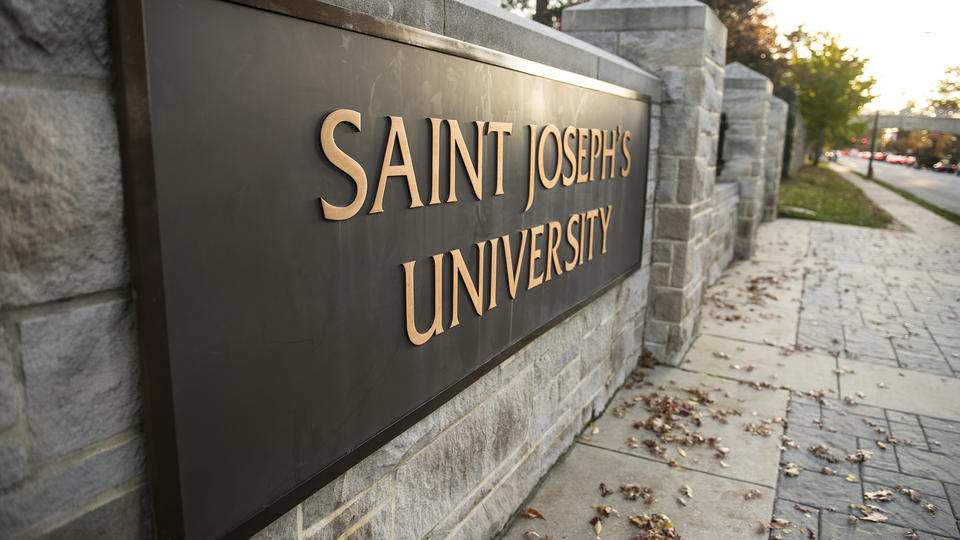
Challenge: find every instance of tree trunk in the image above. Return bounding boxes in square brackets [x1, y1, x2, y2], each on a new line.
[811, 128, 824, 165]
[533, 0, 551, 26]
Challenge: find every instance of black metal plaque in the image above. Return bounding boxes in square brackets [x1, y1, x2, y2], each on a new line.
[112, 0, 650, 537]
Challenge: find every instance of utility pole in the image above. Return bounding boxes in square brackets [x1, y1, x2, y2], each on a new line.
[867, 111, 879, 179]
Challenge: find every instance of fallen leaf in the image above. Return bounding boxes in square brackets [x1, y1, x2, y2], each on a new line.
[719, 460, 730, 468]
[865, 489, 895, 502]
[676, 496, 688, 507]
[877, 382, 888, 389]
[744, 489, 762, 500]
[844, 474, 859, 483]
[922, 503, 936, 515]
[905, 530, 920, 539]
[876, 441, 887, 450]
[761, 517, 790, 530]
[522, 531, 543, 540]
[821, 466, 835, 475]
[592, 504, 620, 518]
[860, 512, 887, 522]
[677, 447, 686, 457]
[783, 463, 800, 476]
[590, 516, 602, 535]
[599, 483, 613, 497]
[680, 485, 693, 498]
[520, 508, 546, 520]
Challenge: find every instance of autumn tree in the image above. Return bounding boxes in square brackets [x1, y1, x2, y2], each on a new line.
[701, 0, 789, 89]
[784, 33, 875, 164]
[928, 66, 960, 116]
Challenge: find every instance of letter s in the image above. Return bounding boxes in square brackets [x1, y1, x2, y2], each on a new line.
[318, 109, 366, 221]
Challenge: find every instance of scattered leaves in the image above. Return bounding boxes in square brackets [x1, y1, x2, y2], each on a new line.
[808, 444, 840, 463]
[629, 513, 678, 539]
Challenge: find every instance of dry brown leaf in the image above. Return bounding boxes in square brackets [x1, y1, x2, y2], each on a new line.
[844, 474, 859, 483]
[680, 485, 693, 498]
[922, 503, 936, 515]
[520, 507, 546, 520]
[744, 489, 762, 500]
[865, 489, 895, 502]
[599, 482, 613, 497]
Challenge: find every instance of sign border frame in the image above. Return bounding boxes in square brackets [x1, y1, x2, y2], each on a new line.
[109, 1, 652, 537]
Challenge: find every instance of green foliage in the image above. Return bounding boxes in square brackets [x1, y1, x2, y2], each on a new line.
[928, 66, 960, 115]
[784, 33, 875, 163]
[778, 165, 892, 228]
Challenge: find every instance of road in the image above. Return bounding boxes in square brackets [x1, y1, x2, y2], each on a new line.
[836, 155, 960, 215]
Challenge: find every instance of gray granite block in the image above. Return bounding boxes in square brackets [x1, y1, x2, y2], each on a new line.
[20, 299, 140, 460]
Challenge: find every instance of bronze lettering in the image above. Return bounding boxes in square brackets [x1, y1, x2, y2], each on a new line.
[502, 230, 528, 299]
[576, 128, 589, 183]
[524, 124, 537, 212]
[545, 220, 563, 281]
[620, 130, 632, 176]
[537, 124, 562, 189]
[428, 117, 442, 205]
[447, 119, 485, 203]
[371, 115, 424, 214]
[402, 254, 444, 346]
[450, 241, 486, 328]
[588, 128, 601, 181]
[318, 108, 367, 221]
[601, 129, 617, 179]
[487, 122, 512, 196]
[561, 126, 577, 186]
[585, 208, 599, 261]
[527, 225, 544, 289]
[598, 205, 612, 254]
[565, 213, 580, 271]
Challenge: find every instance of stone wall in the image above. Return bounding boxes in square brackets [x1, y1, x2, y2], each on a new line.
[0, 1, 153, 538]
[704, 182, 740, 287]
[563, 0, 727, 366]
[718, 62, 772, 260]
[762, 96, 788, 221]
[0, 0, 661, 538]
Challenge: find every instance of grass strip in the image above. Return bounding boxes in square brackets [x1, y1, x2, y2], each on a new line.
[851, 171, 960, 227]
[777, 164, 893, 228]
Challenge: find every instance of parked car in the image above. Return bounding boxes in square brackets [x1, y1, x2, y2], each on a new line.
[933, 159, 959, 173]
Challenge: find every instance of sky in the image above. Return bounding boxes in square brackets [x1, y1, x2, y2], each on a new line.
[764, 0, 959, 112]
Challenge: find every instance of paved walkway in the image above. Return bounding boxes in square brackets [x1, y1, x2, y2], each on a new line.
[499, 165, 960, 539]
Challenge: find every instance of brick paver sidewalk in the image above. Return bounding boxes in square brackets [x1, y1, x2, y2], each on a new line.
[499, 164, 960, 539]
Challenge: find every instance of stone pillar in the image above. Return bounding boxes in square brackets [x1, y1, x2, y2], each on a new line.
[763, 95, 788, 221]
[563, 0, 726, 365]
[718, 62, 771, 259]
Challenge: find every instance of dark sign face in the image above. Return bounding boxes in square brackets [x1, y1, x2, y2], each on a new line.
[113, 0, 650, 537]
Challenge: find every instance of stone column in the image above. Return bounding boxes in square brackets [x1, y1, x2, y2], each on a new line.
[718, 62, 772, 259]
[763, 95, 788, 221]
[563, 0, 726, 365]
